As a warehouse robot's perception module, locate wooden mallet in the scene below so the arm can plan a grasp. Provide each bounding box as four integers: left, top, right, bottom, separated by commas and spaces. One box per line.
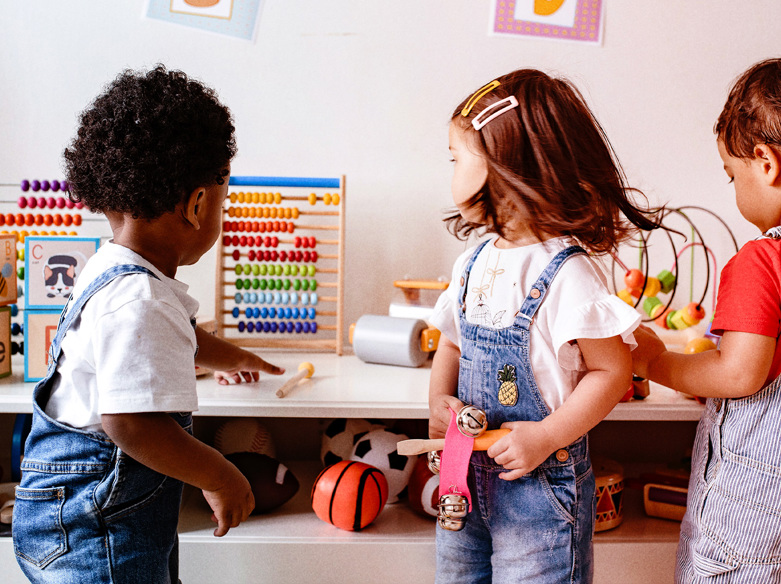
275, 362, 315, 398
396, 428, 510, 456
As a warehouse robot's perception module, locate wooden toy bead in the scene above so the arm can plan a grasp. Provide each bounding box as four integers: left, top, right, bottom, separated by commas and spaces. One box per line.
624, 269, 644, 289
685, 302, 706, 322
643, 277, 661, 297
643, 296, 665, 318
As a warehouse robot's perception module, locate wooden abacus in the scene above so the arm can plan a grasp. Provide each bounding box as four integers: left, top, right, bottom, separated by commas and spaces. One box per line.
215, 176, 346, 354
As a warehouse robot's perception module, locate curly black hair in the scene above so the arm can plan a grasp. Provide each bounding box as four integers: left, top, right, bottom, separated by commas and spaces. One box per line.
63, 65, 236, 220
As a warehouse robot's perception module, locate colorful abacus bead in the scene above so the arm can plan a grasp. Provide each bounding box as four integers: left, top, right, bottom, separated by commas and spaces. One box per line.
624, 269, 644, 290
643, 277, 662, 297
643, 296, 665, 319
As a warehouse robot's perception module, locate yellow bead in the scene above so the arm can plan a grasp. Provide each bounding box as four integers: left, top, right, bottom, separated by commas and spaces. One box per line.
332, 194, 340, 205
684, 338, 717, 354
274, 192, 282, 204
238, 192, 245, 204
669, 310, 690, 330
323, 193, 332, 205
229, 193, 237, 203
292, 207, 300, 219
252, 192, 259, 204
262, 208, 270, 218
308, 193, 317, 206
227, 207, 235, 217
617, 289, 634, 305
643, 277, 661, 297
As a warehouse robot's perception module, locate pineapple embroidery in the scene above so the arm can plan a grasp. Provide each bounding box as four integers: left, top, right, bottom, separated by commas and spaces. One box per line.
497, 364, 518, 406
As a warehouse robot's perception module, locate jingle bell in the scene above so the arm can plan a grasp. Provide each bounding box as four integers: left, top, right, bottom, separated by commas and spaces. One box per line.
427, 450, 441, 474
456, 405, 488, 438
438, 493, 469, 531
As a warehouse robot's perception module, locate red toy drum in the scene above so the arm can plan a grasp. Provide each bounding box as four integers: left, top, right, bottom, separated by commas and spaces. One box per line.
594, 458, 624, 532
311, 460, 388, 531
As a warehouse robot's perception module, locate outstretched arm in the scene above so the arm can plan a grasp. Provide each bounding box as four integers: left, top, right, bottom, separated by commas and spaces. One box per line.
194, 326, 285, 384
428, 335, 464, 439
633, 325, 774, 398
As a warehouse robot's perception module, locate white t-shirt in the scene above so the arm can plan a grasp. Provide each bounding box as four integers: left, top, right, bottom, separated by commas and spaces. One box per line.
430, 236, 640, 412
44, 241, 200, 432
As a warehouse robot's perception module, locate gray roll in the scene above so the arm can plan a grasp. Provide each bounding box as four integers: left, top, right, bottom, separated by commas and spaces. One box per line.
352, 315, 429, 368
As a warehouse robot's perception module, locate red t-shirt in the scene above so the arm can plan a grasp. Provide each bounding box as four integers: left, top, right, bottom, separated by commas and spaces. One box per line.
711, 238, 781, 384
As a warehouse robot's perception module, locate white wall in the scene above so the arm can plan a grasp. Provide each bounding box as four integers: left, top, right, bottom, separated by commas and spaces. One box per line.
1, 1, 778, 330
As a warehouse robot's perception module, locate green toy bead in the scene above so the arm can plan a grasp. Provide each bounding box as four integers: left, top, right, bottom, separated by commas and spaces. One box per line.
283, 279, 291, 290
275, 265, 283, 276
643, 296, 662, 317
657, 269, 676, 294
259, 264, 268, 276
252, 278, 260, 290
243, 264, 251, 275
252, 264, 260, 276
234, 265, 243, 275
307, 265, 316, 277
310, 279, 318, 291
293, 279, 301, 291
259, 279, 268, 290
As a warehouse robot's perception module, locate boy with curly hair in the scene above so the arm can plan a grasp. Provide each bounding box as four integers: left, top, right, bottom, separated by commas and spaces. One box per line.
13, 65, 283, 584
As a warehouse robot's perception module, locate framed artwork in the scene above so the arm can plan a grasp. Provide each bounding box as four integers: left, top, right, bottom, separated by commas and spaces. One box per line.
144, 0, 264, 41
24, 237, 100, 310
491, 0, 604, 45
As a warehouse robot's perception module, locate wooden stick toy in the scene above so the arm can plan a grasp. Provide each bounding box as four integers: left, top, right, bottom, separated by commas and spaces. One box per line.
275, 361, 315, 398
397, 428, 510, 456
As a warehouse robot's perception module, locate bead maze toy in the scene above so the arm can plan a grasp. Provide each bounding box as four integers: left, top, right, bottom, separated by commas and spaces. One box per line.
611, 206, 739, 356
215, 176, 345, 353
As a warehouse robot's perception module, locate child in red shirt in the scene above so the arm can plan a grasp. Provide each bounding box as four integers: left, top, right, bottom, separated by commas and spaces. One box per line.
633, 58, 781, 582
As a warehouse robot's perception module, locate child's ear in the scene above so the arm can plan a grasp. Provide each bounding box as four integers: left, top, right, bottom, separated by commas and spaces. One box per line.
753, 144, 781, 186
183, 188, 205, 229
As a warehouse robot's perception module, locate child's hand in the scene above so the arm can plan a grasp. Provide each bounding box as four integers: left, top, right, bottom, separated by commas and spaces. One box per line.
487, 420, 557, 481
214, 350, 285, 385
202, 463, 255, 537
631, 324, 667, 379
428, 394, 465, 439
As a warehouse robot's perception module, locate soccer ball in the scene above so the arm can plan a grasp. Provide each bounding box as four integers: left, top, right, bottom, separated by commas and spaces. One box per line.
350, 428, 417, 504
320, 418, 385, 466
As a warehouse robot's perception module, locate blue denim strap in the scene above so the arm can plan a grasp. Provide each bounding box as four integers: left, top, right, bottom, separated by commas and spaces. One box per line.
46, 264, 159, 372
513, 245, 586, 330
457, 239, 491, 315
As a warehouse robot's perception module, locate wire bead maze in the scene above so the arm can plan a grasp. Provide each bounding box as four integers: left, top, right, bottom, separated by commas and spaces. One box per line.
215, 176, 346, 354
611, 206, 739, 355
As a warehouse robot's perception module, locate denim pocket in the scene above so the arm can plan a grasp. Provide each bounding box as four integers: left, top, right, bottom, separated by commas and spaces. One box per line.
537, 464, 576, 524
13, 486, 67, 569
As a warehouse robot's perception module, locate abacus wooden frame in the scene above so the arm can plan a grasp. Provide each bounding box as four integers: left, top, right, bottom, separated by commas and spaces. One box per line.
214, 175, 345, 354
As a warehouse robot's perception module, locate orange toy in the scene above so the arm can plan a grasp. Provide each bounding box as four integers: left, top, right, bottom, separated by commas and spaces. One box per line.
311, 460, 388, 531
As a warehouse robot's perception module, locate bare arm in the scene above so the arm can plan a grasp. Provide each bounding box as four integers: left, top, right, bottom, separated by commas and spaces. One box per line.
102, 412, 253, 537
488, 335, 632, 480
633, 325, 775, 398
428, 335, 464, 439
194, 326, 285, 384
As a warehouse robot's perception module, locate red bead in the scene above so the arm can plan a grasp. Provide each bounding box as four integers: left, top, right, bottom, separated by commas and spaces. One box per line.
14, 214, 24, 226
222, 235, 231, 246
240, 236, 247, 246
63, 215, 73, 226
248, 250, 256, 261
0, 215, 5, 226
624, 269, 644, 290
251, 222, 259, 232
263, 237, 271, 247
279, 250, 287, 261
65, 199, 75, 209
56, 197, 66, 209
73, 215, 82, 226
231, 235, 239, 246
263, 250, 271, 261
34, 215, 43, 226
5, 214, 14, 226
271, 237, 279, 248
311, 251, 318, 263
223, 221, 231, 232
37, 197, 46, 209
232, 249, 241, 261
254, 236, 262, 247
17, 197, 27, 209
44, 214, 53, 226
287, 222, 294, 233
295, 251, 303, 262
308, 237, 316, 248
294, 236, 302, 248
47, 197, 56, 209
270, 251, 278, 261
53, 214, 63, 226
303, 251, 311, 262
237, 221, 245, 232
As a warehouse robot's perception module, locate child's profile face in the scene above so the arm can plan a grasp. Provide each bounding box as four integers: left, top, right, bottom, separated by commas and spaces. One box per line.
449, 122, 488, 224
718, 140, 780, 232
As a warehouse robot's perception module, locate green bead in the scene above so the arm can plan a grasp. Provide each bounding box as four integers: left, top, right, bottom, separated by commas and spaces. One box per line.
657, 269, 676, 294
283, 279, 291, 290
234, 264, 242, 275
243, 264, 251, 275
251, 278, 260, 290
259, 264, 268, 276
259, 279, 268, 290
252, 264, 260, 276
310, 279, 317, 291
293, 279, 301, 291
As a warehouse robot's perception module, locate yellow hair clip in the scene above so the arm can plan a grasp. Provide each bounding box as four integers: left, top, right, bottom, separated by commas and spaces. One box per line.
461, 80, 501, 117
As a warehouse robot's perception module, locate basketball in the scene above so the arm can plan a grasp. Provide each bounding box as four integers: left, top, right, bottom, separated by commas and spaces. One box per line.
311, 460, 388, 531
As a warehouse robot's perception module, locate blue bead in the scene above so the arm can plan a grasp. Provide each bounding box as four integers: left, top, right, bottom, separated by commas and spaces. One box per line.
247, 321, 255, 332
301, 293, 309, 306
286, 322, 294, 332
253, 307, 260, 318
234, 293, 242, 304
311, 322, 318, 333
263, 321, 271, 332
292, 307, 300, 318
269, 307, 277, 318
308, 308, 316, 319
10, 304, 18, 317
238, 321, 246, 332
303, 322, 311, 333
284, 308, 292, 318
270, 322, 278, 333
274, 292, 282, 304
245, 308, 252, 318
256, 320, 263, 331
261, 307, 269, 318
232, 307, 239, 318
244, 293, 251, 303
250, 293, 258, 303
311, 293, 318, 306
295, 322, 303, 333
281, 292, 290, 305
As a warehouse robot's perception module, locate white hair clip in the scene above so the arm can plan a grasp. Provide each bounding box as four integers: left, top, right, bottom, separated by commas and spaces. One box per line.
471, 96, 519, 131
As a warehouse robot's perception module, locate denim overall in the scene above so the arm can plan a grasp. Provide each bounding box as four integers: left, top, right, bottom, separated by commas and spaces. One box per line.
13, 265, 192, 584
677, 372, 781, 583
436, 241, 595, 584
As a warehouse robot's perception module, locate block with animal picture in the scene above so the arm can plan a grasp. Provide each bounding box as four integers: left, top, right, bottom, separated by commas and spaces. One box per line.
24, 236, 100, 310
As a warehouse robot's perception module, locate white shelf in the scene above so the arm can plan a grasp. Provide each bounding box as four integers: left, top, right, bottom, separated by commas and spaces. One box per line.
0, 352, 703, 421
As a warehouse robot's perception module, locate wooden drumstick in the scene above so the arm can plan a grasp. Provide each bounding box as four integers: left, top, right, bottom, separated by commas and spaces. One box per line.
275, 362, 315, 398
396, 428, 511, 456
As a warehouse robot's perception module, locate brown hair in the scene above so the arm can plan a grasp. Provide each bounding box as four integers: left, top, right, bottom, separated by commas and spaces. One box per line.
715, 58, 781, 159
445, 69, 661, 254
